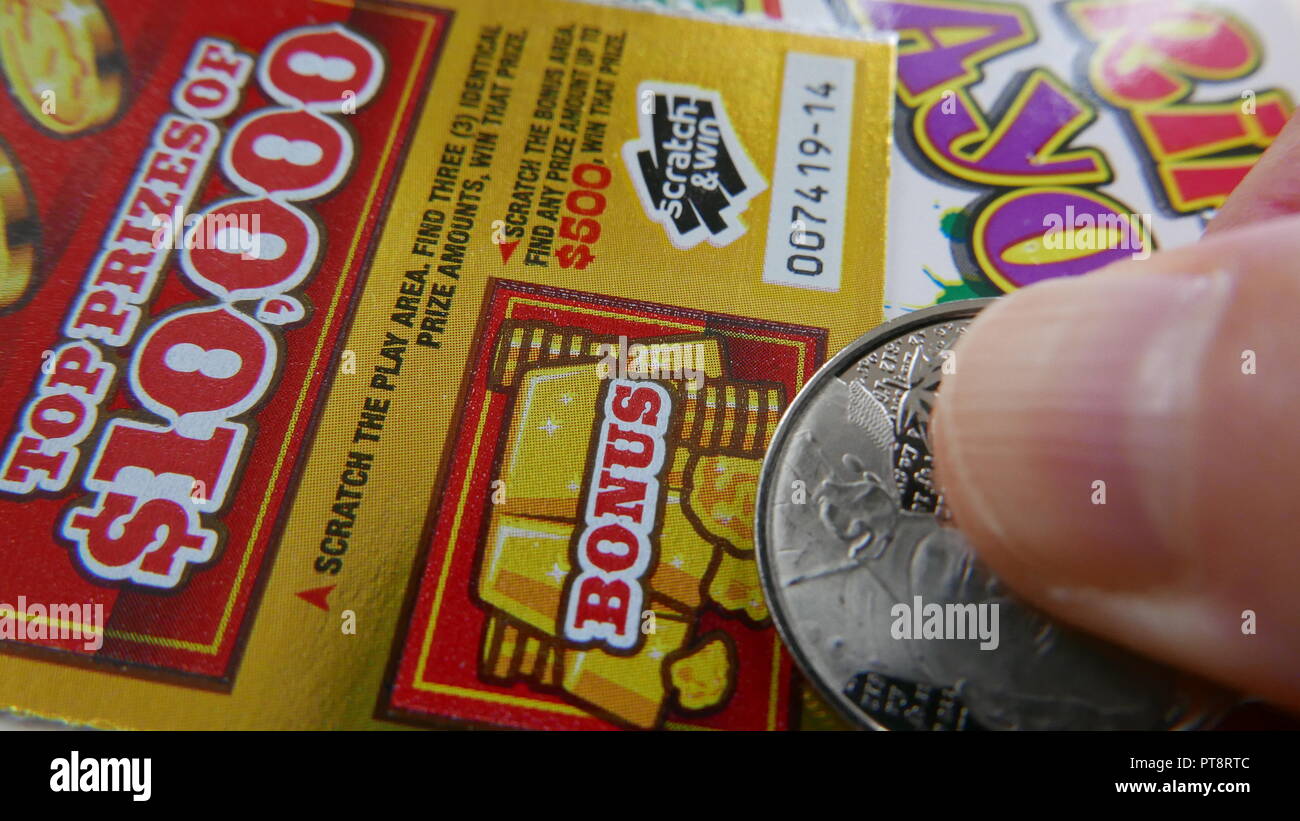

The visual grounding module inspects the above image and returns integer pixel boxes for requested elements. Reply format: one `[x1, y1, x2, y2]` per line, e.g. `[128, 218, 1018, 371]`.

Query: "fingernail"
[934, 269, 1233, 589]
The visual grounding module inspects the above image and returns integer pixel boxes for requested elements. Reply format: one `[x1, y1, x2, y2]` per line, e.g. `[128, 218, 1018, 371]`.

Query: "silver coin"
[755, 300, 1218, 730]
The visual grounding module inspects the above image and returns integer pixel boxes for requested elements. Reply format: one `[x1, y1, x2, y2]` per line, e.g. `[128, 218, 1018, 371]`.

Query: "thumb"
[932, 215, 1300, 712]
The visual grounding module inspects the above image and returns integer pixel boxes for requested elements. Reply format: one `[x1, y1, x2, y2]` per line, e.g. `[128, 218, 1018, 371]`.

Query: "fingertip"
[933, 229, 1300, 708]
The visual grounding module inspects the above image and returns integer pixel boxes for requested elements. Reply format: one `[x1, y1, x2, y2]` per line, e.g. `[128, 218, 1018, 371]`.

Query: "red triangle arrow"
[497, 240, 519, 265]
[296, 585, 335, 612]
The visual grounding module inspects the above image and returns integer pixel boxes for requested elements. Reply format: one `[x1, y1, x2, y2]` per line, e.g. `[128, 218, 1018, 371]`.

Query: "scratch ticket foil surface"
[0, 0, 894, 729]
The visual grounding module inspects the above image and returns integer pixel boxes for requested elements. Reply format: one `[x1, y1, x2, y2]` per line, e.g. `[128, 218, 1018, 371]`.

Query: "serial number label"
[762, 52, 855, 292]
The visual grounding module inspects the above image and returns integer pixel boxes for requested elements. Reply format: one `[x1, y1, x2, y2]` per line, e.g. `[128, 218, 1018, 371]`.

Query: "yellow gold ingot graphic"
[686, 454, 761, 554]
[474, 319, 783, 727]
[561, 611, 692, 728]
[0, 141, 38, 310]
[668, 636, 733, 712]
[494, 365, 600, 521]
[0, 0, 125, 135]
[478, 515, 572, 635]
[707, 551, 768, 623]
[648, 492, 714, 612]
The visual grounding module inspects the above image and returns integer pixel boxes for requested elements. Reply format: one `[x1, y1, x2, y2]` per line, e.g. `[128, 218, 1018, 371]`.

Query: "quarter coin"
[755, 300, 1216, 730]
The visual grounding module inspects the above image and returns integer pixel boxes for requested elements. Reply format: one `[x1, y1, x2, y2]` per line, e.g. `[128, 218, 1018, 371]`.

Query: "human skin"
[932, 114, 1300, 713]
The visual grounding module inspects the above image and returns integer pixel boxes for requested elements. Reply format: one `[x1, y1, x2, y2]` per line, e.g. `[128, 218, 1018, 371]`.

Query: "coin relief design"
[756, 300, 1214, 730]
